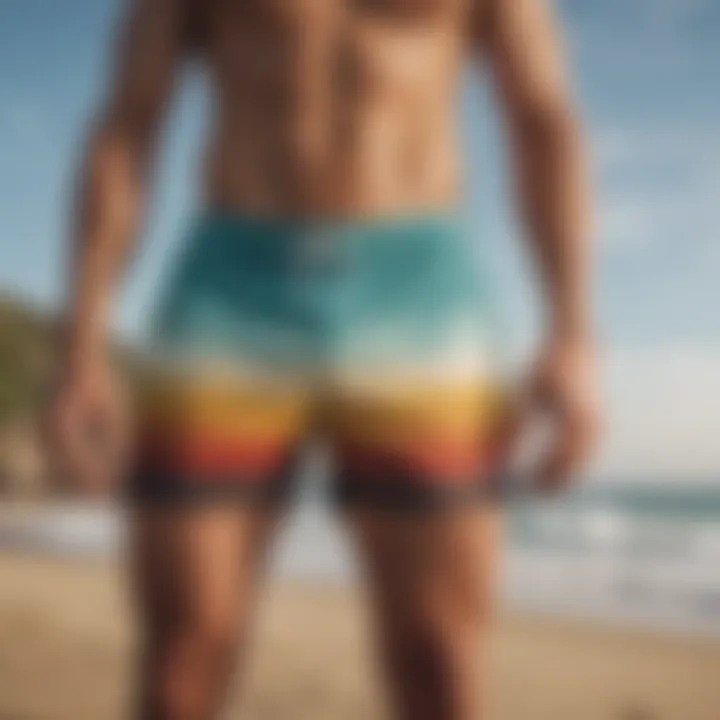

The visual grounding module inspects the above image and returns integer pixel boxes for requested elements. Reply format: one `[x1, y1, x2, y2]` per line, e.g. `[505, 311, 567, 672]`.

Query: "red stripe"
[336, 440, 493, 483]
[136, 433, 287, 477]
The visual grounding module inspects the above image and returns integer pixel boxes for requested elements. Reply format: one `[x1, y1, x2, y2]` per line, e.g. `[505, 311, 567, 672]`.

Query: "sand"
[0, 551, 719, 720]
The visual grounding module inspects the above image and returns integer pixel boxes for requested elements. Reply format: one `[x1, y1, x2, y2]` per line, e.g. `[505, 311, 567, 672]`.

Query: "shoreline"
[2, 501, 720, 637]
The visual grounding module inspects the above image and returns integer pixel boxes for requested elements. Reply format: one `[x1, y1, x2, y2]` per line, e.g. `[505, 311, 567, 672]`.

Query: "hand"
[506, 336, 600, 494]
[45, 350, 129, 498]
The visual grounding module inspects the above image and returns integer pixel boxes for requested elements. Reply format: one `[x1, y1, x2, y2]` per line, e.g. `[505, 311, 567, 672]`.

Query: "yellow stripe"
[139, 375, 308, 438]
[327, 384, 506, 444]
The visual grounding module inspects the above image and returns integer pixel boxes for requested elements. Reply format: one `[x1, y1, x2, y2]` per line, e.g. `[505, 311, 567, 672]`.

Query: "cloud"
[595, 345, 720, 479]
[592, 123, 720, 257]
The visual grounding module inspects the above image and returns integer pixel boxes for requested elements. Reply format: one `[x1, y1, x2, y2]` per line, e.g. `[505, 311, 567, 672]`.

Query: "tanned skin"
[48, 0, 597, 718]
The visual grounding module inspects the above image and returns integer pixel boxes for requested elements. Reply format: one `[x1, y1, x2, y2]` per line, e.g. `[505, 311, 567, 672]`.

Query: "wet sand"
[0, 551, 719, 720]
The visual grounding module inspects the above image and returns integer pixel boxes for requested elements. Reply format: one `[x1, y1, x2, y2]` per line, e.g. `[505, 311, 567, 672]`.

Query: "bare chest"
[197, 0, 475, 89]
[201, 0, 472, 27]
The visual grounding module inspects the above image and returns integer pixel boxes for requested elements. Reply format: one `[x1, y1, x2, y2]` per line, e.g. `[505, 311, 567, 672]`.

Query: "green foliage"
[0, 295, 54, 424]
[0, 293, 148, 425]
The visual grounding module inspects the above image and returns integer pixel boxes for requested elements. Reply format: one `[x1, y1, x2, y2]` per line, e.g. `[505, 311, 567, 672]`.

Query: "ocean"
[1, 482, 719, 635]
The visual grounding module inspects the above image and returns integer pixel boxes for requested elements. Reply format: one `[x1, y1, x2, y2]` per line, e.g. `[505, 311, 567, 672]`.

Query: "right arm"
[52, 0, 193, 492]
[65, 0, 192, 373]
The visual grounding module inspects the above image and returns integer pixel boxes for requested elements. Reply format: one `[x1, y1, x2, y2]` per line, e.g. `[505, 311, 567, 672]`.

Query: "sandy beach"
[0, 551, 719, 720]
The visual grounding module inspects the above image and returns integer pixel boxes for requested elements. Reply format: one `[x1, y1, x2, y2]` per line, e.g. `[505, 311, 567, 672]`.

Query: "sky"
[0, 0, 718, 479]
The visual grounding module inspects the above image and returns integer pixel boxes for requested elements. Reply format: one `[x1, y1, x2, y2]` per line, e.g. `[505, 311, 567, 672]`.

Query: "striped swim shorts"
[128, 213, 507, 509]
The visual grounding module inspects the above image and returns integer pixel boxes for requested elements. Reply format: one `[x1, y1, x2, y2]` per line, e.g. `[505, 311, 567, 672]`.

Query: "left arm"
[474, 0, 599, 488]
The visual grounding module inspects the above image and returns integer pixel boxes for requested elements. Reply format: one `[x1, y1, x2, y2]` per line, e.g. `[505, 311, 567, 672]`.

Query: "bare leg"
[128, 506, 280, 720]
[349, 507, 501, 720]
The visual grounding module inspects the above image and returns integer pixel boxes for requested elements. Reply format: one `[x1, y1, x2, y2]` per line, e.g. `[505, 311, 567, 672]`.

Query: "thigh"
[348, 508, 501, 720]
[128, 506, 280, 643]
[349, 508, 501, 627]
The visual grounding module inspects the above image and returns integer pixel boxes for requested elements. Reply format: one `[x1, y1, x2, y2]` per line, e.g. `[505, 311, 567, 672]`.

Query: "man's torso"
[192, 0, 482, 217]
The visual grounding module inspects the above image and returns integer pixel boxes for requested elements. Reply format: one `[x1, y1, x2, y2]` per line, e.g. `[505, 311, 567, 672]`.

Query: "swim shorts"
[128, 213, 507, 508]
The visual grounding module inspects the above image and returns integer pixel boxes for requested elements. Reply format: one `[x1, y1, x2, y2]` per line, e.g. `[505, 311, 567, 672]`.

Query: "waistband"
[189, 209, 464, 245]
